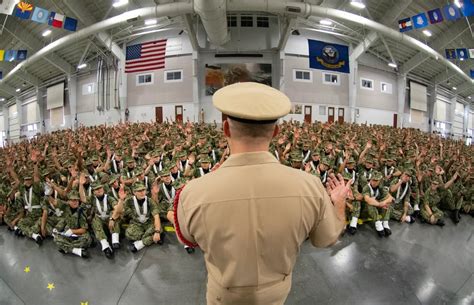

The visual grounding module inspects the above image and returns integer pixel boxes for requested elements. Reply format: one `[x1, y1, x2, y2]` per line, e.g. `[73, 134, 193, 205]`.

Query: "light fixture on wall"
[77, 63, 87, 69]
[145, 19, 157, 26]
[320, 19, 333, 26]
[113, 0, 128, 8]
[42, 29, 52, 37]
[422, 30, 432, 37]
[388, 62, 397, 68]
[350, 0, 366, 9]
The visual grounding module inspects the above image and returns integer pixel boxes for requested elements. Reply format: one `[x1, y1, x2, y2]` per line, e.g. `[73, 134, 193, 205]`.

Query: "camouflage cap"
[321, 157, 332, 167]
[342, 171, 354, 181]
[68, 191, 80, 200]
[109, 175, 119, 185]
[347, 157, 356, 164]
[133, 183, 146, 192]
[200, 156, 212, 163]
[91, 181, 104, 191]
[91, 155, 99, 162]
[172, 178, 187, 190]
[134, 168, 144, 176]
[41, 168, 52, 177]
[160, 168, 171, 176]
[370, 171, 383, 181]
[177, 151, 187, 158]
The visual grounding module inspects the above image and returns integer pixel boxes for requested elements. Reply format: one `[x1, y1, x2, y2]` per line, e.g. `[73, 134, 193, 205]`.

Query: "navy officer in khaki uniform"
[174, 82, 350, 305]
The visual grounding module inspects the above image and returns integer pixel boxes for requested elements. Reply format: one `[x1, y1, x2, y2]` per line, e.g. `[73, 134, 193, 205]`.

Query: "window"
[319, 106, 326, 115]
[164, 70, 183, 83]
[381, 82, 392, 94]
[361, 78, 374, 90]
[82, 83, 95, 95]
[322, 72, 340, 85]
[256, 16, 269, 28]
[136, 73, 154, 86]
[241, 16, 253, 27]
[293, 69, 312, 82]
[227, 15, 237, 27]
[26, 123, 37, 131]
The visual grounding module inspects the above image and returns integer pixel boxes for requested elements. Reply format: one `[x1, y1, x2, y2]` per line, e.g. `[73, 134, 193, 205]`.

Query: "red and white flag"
[125, 39, 167, 73]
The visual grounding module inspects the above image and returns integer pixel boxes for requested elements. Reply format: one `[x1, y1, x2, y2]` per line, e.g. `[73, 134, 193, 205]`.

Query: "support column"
[2, 104, 9, 145]
[16, 98, 22, 141]
[36, 87, 45, 134]
[449, 96, 457, 138]
[118, 44, 128, 123]
[396, 74, 407, 128]
[427, 84, 436, 134]
[192, 51, 200, 123]
[68, 75, 78, 130]
[348, 57, 358, 123]
[463, 103, 470, 141]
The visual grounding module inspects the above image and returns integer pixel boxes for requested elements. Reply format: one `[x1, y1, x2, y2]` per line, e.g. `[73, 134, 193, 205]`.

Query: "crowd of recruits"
[0, 120, 472, 258]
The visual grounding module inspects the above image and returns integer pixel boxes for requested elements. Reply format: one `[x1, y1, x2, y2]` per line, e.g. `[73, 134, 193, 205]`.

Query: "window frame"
[380, 81, 393, 94]
[240, 15, 254, 27]
[293, 69, 312, 83]
[136, 73, 154, 86]
[360, 78, 374, 91]
[164, 69, 183, 83]
[322, 72, 340, 86]
[256, 16, 269, 28]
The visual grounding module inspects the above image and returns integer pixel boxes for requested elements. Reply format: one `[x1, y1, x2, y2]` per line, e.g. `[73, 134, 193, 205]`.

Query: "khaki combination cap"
[213, 82, 291, 122]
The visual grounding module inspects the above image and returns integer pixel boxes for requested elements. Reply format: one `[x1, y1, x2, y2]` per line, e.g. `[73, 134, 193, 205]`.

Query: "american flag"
[125, 39, 167, 73]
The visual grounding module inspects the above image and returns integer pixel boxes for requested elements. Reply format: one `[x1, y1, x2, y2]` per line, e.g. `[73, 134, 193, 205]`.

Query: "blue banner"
[470, 69, 474, 79]
[308, 39, 350, 73]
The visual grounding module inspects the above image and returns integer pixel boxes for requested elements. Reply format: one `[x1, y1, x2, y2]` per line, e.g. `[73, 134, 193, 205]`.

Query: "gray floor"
[0, 215, 473, 305]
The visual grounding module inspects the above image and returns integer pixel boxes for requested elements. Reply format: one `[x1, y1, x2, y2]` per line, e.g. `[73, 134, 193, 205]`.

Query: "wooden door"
[304, 106, 312, 124]
[222, 113, 228, 123]
[328, 107, 335, 123]
[175, 105, 183, 122]
[337, 108, 344, 124]
[155, 107, 163, 123]
[393, 113, 398, 128]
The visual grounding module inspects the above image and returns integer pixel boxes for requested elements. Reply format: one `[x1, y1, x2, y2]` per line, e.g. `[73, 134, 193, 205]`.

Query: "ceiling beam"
[400, 22, 473, 74]
[183, 14, 200, 51]
[278, 17, 297, 51]
[63, 0, 125, 61]
[0, 82, 19, 97]
[349, 0, 412, 62]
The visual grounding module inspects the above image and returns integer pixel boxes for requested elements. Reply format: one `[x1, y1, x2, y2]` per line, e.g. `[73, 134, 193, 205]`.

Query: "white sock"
[112, 233, 120, 244]
[32, 233, 39, 240]
[414, 204, 420, 211]
[100, 239, 111, 251]
[133, 240, 145, 251]
[383, 221, 390, 229]
[405, 216, 412, 223]
[350, 217, 358, 228]
[72, 248, 82, 257]
[375, 221, 383, 231]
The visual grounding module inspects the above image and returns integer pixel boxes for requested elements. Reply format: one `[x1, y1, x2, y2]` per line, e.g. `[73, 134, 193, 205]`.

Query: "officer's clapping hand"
[326, 173, 351, 214]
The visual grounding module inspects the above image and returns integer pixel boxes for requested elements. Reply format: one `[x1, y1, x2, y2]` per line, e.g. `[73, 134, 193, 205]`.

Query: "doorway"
[328, 107, 335, 123]
[175, 105, 183, 122]
[338, 108, 344, 124]
[393, 113, 398, 128]
[155, 107, 163, 123]
[304, 106, 312, 124]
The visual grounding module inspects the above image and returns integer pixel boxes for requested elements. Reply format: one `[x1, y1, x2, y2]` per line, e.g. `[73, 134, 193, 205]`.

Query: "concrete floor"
[0, 216, 473, 305]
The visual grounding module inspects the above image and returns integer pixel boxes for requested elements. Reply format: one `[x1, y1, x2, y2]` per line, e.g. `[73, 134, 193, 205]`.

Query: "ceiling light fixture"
[112, 0, 128, 8]
[468, 96, 472, 99]
[0, 98, 5, 102]
[42, 29, 52, 37]
[454, 0, 462, 8]
[77, 63, 87, 69]
[388, 62, 397, 68]
[16, 88, 21, 92]
[320, 19, 333, 26]
[145, 19, 157, 26]
[452, 87, 457, 90]
[350, 0, 366, 9]
[422, 30, 432, 37]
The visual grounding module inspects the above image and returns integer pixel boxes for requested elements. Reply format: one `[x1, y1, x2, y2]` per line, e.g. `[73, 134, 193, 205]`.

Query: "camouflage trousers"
[461, 199, 474, 214]
[346, 201, 361, 219]
[4, 212, 21, 228]
[54, 232, 92, 252]
[125, 220, 155, 246]
[41, 215, 62, 237]
[390, 201, 414, 221]
[91, 215, 120, 241]
[18, 214, 41, 237]
[367, 205, 391, 222]
[439, 189, 462, 211]
[421, 206, 444, 223]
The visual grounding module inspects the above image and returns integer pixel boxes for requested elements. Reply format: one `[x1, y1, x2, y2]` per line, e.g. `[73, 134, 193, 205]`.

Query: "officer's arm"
[309, 192, 345, 248]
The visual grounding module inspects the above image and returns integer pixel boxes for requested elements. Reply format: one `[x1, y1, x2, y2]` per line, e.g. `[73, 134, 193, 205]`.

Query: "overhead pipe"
[194, 0, 230, 46]
[1, 2, 193, 83]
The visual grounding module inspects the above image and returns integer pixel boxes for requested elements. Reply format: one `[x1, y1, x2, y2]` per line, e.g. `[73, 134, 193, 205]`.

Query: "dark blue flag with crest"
[308, 39, 350, 73]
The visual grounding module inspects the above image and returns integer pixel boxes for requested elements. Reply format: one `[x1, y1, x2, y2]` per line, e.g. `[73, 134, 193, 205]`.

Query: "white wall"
[357, 65, 398, 112]
[356, 107, 395, 126]
[127, 103, 195, 123]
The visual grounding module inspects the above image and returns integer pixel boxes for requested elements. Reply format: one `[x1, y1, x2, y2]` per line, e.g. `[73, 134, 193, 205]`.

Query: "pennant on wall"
[48, 12, 65, 28]
[428, 8, 444, 24]
[31, 6, 49, 24]
[398, 17, 413, 32]
[459, 0, 474, 17]
[0, 50, 4, 61]
[457, 48, 469, 60]
[308, 39, 350, 73]
[443, 4, 462, 21]
[445, 49, 457, 59]
[14, 1, 33, 20]
[16, 50, 27, 61]
[470, 69, 474, 79]
[63, 16, 78, 32]
[0, 71, 2, 80]
[4, 50, 16, 62]
[412, 12, 429, 29]
[469, 49, 474, 59]
[0, 0, 18, 15]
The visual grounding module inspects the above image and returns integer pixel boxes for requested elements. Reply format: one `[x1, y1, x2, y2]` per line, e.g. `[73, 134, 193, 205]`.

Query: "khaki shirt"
[178, 151, 344, 304]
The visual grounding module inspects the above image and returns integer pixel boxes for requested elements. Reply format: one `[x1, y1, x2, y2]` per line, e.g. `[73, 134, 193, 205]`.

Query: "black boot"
[112, 243, 121, 250]
[58, 249, 67, 255]
[413, 210, 420, 218]
[128, 243, 138, 253]
[377, 230, 385, 238]
[436, 219, 445, 227]
[103, 247, 114, 259]
[35, 236, 43, 246]
[452, 210, 460, 224]
[384, 228, 392, 237]
[347, 226, 357, 235]
[185, 246, 195, 254]
[81, 249, 90, 259]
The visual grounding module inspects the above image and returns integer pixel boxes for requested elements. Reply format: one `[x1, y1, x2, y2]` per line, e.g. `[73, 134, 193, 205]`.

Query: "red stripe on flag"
[126, 57, 166, 66]
[142, 40, 167, 47]
[125, 65, 165, 73]
[126, 61, 165, 70]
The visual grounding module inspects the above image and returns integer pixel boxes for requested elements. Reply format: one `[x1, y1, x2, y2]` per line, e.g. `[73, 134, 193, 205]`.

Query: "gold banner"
[316, 57, 345, 69]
